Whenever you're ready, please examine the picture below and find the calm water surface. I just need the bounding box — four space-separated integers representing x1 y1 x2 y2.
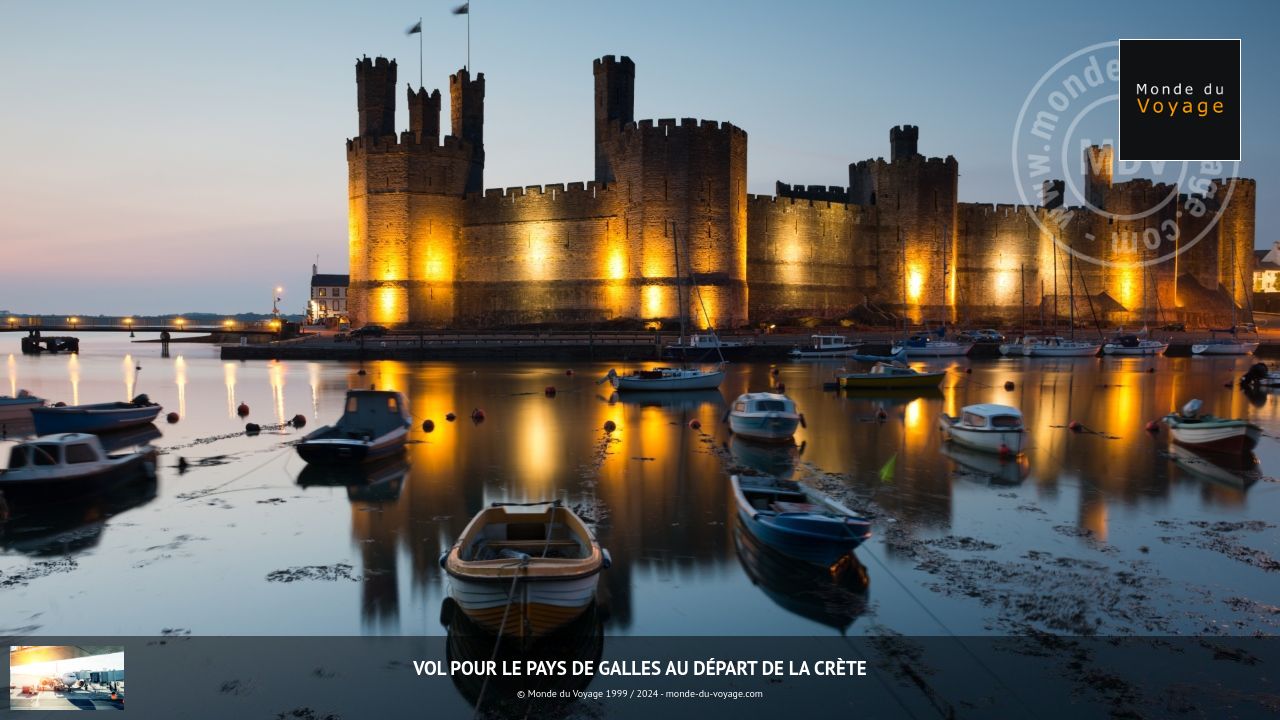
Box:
1 335 1276 637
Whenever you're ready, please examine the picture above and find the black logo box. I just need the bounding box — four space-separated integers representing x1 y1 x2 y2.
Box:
1119 39 1240 162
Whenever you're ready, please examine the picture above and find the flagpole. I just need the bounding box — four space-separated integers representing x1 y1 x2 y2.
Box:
418 16 423 88
466 4 471 71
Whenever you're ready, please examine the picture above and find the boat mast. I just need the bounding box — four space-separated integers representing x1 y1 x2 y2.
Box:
899 227 908 336
940 223 948 333
1068 247 1076 341
1020 263 1026 332
672 220 685 347
1052 238 1059 334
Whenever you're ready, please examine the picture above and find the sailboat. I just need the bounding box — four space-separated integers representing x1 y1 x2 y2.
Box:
905 226 972 358
606 222 725 392
1192 240 1258 355
1104 264 1168 356
1024 241 1101 357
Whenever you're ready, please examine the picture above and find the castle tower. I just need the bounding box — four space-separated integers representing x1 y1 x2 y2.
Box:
1084 144 1113 209
594 55 635 184
356 56 397 137
449 68 485 195
407 85 441 142
889 125 919 163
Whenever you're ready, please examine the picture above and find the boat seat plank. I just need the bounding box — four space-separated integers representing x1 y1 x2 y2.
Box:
772 501 822 513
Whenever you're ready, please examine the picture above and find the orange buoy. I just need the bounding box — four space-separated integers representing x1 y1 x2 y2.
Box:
545 386 557 396
165 412 180 424
998 443 1012 458
965 367 973 374
1068 421 1083 432
291 414 307 428
1004 381 1015 391
603 420 617 433
1145 420 1159 433
445 412 457 422
688 419 701 430
1147 367 1155 373
237 402 250 417
471 408 486 423
565 369 575 376
422 419 435 432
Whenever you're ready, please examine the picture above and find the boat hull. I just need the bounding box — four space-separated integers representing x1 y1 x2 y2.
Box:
1024 345 1101 357
938 417 1025 454
728 414 800 442
1103 343 1168 356
789 349 858 359
1166 422 1260 454
30 404 161 435
1192 342 1259 355
447 572 601 638
731 476 871 567
610 370 723 392
0 452 156 505
838 372 945 390
0 398 43 424
904 344 972 358
295 426 407 465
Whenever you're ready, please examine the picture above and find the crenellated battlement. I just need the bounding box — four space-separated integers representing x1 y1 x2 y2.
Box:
959 202 1043 218
774 182 850 204
345 133 472 156
618 117 746 139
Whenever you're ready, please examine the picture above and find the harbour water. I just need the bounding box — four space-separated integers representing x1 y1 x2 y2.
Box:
1 335 1277 638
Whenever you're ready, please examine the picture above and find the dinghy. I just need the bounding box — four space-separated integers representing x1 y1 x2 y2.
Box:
731 475 871 567
728 392 803 442
30 395 161 435
1022 336 1101 357
1162 399 1261 454
442 501 609 638
904 335 972 358
295 389 411 465
938 403 1026 455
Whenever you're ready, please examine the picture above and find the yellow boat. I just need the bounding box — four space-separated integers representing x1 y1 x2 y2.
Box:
443 501 609 638
837 362 946 390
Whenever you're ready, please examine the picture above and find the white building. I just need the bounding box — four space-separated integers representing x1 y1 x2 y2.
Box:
1254 243 1280 294
308 266 349 325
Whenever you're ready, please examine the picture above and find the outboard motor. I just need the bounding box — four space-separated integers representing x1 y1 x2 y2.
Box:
1179 398 1203 419
1241 362 1269 387
130 393 152 406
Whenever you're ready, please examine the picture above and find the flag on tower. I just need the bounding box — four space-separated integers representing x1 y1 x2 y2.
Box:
406 20 422 35
453 3 469 14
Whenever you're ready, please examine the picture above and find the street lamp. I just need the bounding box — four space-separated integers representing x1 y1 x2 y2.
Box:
6 317 16 330
69 317 79 328
273 286 284 317
175 317 186 330
124 316 134 337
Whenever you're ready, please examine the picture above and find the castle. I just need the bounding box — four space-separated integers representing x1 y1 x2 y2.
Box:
347 55 1255 329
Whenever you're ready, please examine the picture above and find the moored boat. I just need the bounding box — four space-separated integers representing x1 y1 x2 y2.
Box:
442 501 608 638
851 344 906 363
604 366 723 392
836 361 945 390
728 392 803 442
1103 334 1168 356
938 403 1026 455
1022 336 1101 357
904 335 973 358
295 389 411 465
1191 339 1259 356
789 335 861 359
1161 399 1261 454
730 474 871 567
665 333 752 361
0 392 44 424
0 433 157 505
30 395 162 435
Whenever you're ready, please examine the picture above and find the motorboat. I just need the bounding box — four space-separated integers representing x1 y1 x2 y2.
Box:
837 362 945 390
1240 362 1280 389
904 334 973 358
442 501 609 638
0 392 44 424
0 433 157 504
1103 334 1168 356
727 392 803 442
295 389 411 465
665 333 752 361
1022 336 1101 357
730 475 872 567
1191 339 1259 355
604 366 723 392
851 344 906 363
938 403 1026 455
998 337 1030 356
789 335 862 359
1161 399 1261 454
30 395 161 435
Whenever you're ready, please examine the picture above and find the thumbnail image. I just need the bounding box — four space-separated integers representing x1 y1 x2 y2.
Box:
9 646 124 711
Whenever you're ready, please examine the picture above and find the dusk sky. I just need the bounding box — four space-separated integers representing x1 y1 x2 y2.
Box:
3 0 1277 315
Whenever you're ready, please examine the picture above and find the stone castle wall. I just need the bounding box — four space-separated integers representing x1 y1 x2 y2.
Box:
346 56 1257 330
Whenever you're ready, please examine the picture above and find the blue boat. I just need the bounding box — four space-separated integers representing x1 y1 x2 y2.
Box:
30 395 162 435
730 475 871 567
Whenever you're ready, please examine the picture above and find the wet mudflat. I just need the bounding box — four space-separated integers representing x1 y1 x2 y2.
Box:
0 335 1276 643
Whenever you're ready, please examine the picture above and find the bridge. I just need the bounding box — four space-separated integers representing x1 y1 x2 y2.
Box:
1 318 284 334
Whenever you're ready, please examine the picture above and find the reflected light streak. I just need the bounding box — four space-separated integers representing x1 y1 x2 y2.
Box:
8 354 16 396
68 353 80 406
175 355 187 419
224 362 237 418
308 362 321 418
269 360 287 424
123 354 136 400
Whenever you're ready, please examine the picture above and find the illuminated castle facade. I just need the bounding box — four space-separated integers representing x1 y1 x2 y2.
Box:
347 55 1255 329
